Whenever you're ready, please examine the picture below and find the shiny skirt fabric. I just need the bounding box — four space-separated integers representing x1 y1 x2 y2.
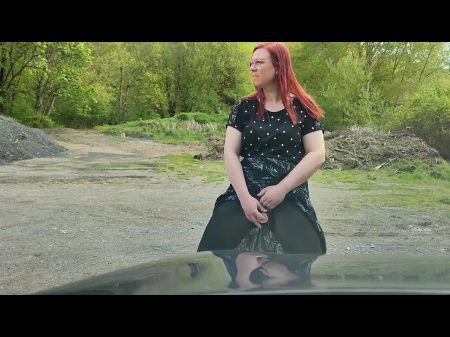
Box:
215 156 327 253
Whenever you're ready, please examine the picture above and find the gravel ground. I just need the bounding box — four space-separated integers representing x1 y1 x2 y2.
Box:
0 115 66 164
1 128 449 294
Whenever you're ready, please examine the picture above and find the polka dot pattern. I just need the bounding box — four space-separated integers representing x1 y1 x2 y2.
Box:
225 98 323 164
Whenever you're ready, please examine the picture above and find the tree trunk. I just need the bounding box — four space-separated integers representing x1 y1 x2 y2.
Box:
47 95 57 116
35 76 47 113
123 82 130 121
419 44 434 84
118 65 124 122
0 45 7 114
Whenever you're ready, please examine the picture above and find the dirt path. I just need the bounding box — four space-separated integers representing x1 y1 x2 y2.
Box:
1 128 449 294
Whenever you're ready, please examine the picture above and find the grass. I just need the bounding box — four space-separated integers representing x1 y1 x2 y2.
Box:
95 112 450 214
152 153 226 184
311 159 450 216
86 160 156 171
97 113 228 143
149 153 450 216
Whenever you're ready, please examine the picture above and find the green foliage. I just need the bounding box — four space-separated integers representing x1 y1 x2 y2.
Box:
20 114 57 128
401 76 450 159
2 42 449 153
174 112 228 124
318 53 383 130
97 116 225 143
386 159 450 182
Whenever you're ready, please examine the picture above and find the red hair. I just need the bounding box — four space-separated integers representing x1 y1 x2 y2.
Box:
244 42 325 124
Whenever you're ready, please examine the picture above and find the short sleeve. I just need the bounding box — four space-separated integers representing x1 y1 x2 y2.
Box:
225 99 245 132
293 98 324 137
301 112 324 137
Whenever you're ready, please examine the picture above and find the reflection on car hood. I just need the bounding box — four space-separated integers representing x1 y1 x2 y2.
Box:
36 251 450 295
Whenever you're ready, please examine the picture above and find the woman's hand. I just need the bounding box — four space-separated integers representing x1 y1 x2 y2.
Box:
257 184 288 210
240 195 268 228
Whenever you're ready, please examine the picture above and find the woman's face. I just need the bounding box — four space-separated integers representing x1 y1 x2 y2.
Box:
249 48 277 89
234 253 301 290
257 261 299 288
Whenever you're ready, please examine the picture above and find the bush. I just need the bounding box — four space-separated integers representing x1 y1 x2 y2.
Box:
403 79 450 160
174 112 228 124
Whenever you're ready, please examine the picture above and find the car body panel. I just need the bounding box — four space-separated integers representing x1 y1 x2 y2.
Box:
36 252 450 295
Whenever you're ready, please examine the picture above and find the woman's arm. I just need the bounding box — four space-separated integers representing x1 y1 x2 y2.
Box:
223 126 251 201
277 130 326 194
224 126 268 227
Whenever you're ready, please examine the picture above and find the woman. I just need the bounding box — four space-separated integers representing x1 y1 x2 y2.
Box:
197 42 326 254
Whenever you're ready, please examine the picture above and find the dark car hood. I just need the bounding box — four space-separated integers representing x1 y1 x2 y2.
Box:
36 252 450 295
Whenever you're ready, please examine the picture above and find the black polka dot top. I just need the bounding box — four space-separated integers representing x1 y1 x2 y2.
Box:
225 97 323 165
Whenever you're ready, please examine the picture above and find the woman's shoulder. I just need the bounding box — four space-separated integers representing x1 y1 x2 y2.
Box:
238 96 258 104
291 97 314 118
234 97 258 111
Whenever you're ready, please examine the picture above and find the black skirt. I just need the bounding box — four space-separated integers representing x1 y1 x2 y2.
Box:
215 156 327 253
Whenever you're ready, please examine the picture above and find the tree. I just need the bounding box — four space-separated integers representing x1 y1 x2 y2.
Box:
0 42 43 114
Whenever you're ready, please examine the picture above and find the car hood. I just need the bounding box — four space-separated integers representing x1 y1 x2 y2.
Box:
36 251 450 295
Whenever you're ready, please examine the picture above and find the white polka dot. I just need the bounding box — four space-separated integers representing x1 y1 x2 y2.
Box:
250 131 252 133
274 137 277 140
257 137 260 140
250 144 252 146
312 127 314 129
283 130 286 133
254 121 256 124
243 136 246 139
277 119 280 122
267 133 269 135
286 150 289 153
292 156 295 159
262 119 265 122
276 128 279 131
245 110 247 112
277 155 280 157
281 144 284 146
260 126 262 129
290 138 293 141
265 144 268 146
269 124 272 126
271 116 273 119
292 125 294 127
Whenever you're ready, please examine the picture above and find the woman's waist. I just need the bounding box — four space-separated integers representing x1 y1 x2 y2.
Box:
241 156 297 176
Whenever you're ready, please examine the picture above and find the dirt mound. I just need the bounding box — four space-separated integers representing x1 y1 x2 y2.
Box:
195 127 444 169
0 115 67 164
324 126 444 170
194 135 224 160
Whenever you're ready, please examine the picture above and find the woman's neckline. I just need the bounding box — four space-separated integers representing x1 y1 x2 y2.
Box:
264 107 286 113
